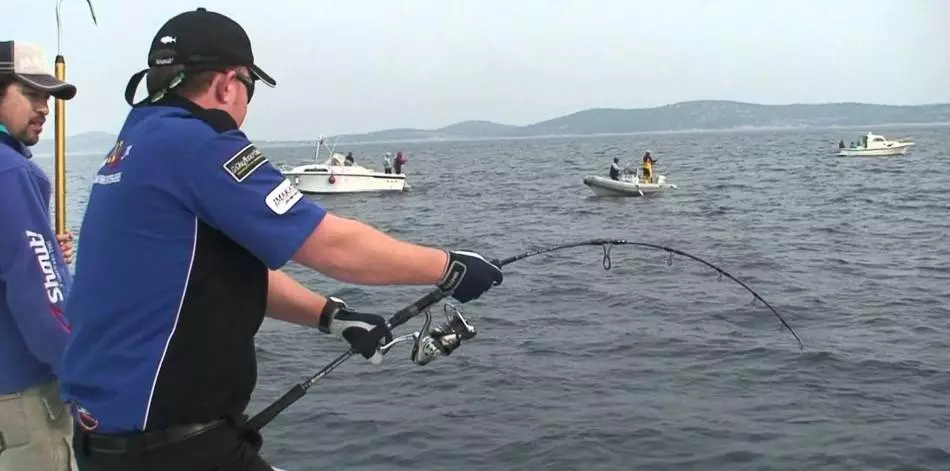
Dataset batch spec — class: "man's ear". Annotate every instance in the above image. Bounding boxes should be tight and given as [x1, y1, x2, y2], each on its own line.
[209, 73, 233, 103]
[208, 74, 224, 102]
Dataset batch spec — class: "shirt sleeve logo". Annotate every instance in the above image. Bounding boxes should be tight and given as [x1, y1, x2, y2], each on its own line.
[24, 230, 66, 305]
[265, 178, 303, 215]
[223, 144, 268, 182]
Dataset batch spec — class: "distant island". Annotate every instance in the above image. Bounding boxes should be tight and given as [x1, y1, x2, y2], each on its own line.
[33, 100, 950, 152]
[31, 131, 118, 157]
[328, 100, 950, 144]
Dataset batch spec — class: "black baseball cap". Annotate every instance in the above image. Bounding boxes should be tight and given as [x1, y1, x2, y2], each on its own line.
[147, 8, 275, 88]
[123, 8, 276, 106]
[0, 40, 77, 100]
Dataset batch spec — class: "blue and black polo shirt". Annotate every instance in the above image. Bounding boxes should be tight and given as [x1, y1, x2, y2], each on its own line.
[60, 95, 327, 434]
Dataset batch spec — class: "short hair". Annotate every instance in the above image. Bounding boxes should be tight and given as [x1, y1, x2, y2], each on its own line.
[144, 65, 229, 98]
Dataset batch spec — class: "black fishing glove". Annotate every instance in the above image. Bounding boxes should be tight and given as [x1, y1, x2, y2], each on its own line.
[437, 250, 504, 303]
[318, 297, 393, 364]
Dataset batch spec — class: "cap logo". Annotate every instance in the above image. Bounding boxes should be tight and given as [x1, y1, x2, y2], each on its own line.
[13, 43, 53, 75]
[159, 36, 176, 44]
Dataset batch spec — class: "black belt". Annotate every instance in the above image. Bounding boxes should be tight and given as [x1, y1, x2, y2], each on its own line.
[78, 418, 230, 455]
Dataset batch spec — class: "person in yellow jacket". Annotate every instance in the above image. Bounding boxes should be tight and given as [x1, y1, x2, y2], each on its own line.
[641, 151, 656, 183]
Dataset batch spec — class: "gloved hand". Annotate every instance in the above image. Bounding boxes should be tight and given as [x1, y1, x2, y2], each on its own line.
[437, 250, 504, 303]
[317, 297, 393, 364]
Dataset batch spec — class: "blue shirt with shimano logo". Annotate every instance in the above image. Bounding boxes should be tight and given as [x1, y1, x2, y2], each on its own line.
[59, 96, 327, 433]
[0, 128, 73, 395]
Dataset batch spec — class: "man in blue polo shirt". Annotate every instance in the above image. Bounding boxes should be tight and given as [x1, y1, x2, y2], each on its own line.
[60, 8, 503, 471]
[0, 40, 78, 471]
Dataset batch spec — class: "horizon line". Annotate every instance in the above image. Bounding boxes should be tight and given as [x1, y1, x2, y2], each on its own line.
[35, 121, 950, 153]
[42, 98, 950, 144]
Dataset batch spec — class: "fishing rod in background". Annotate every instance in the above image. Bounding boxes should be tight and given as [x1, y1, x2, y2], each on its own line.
[53, 0, 98, 236]
[248, 238, 805, 431]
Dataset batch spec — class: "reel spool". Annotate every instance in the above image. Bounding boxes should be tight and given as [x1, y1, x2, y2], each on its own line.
[380, 303, 477, 366]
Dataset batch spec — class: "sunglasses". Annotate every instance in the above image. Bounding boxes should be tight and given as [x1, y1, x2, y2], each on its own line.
[233, 72, 256, 103]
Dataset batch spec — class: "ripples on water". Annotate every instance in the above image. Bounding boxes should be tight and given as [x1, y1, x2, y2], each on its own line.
[41, 125, 950, 470]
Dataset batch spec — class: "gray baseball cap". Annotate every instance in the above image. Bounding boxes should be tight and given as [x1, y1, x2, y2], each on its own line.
[0, 40, 77, 100]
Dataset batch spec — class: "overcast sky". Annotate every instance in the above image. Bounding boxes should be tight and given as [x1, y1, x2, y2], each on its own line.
[8, 0, 949, 141]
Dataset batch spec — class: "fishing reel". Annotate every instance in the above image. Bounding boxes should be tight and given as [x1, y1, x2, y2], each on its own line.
[380, 303, 477, 366]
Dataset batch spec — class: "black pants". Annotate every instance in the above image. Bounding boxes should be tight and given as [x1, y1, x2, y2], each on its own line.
[72, 419, 274, 471]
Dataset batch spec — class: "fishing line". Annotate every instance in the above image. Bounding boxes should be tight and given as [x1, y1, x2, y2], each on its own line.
[248, 238, 803, 431]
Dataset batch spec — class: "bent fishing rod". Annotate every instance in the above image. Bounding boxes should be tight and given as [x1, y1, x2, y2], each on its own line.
[247, 238, 804, 431]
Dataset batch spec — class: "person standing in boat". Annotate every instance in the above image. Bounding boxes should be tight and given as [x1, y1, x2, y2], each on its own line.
[57, 9, 503, 471]
[609, 157, 621, 180]
[344, 151, 355, 166]
[641, 151, 656, 184]
[383, 152, 393, 174]
[0, 40, 79, 471]
[394, 150, 407, 174]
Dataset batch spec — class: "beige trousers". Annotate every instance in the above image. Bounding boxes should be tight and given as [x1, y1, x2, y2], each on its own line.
[0, 380, 76, 471]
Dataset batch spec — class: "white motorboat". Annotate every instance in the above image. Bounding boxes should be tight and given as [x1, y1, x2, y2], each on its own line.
[281, 140, 408, 194]
[836, 132, 915, 157]
[583, 172, 678, 197]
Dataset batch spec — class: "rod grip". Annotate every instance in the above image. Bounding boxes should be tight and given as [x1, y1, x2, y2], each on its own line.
[386, 287, 449, 329]
[246, 384, 305, 431]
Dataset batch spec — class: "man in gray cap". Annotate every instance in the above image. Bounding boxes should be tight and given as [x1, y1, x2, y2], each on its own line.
[0, 39, 78, 471]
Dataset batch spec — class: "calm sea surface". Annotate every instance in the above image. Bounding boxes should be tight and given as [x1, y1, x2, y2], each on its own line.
[34, 125, 950, 470]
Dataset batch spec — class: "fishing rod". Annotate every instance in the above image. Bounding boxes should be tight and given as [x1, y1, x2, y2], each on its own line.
[247, 238, 803, 431]
[53, 0, 98, 235]
[495, 238, 803, 350]
[246, 285, 456, 430]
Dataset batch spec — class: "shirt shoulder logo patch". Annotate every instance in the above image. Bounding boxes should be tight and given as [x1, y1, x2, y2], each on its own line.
[265, 178, 303, 215]
[223, 144, 268, 182]
[101, 140, 132, 170]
